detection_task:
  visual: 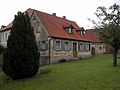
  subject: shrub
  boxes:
[59,59,66,63]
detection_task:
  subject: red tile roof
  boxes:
[85,30,101,43]
[35,10,90,41]
[0,8,91,42]
[0,8,34,32]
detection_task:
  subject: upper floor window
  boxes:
[63,24,74,34]
[76,27,85,35]
[36,25,41,33]
[66,27,72,34]
[32,16,36,21]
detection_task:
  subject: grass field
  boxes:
[0,54,120,90]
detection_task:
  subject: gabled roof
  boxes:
[85,30,101,43]
[35,10,90,41]
[0,8,91,42]
[0,8,34,32]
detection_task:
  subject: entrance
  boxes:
[73,42,77,58]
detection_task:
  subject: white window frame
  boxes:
[54,40,61,50]
[63,41,71,51]
[2,33,4,42]
[78,42,84,52]
[66,27,72,34]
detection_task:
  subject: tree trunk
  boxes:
[113,49,118,66]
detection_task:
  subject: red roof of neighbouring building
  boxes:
[0,8,34,32]
[0,8,91,42]
[85,30,101,43]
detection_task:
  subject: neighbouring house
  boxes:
[85,30,106,55]
[0,8,92,65]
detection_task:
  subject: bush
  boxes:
[59,59,66,63]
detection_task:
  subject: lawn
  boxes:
[0,54,120,90]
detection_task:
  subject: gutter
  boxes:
[48,37,52,64]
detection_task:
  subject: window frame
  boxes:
[66,27,73,34]
[78,42,84,52]
[63,41,71,51]
[54,40,62,51]
[40,41,48,51]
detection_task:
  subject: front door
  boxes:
[73,42,77,58]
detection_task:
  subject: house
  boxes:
[0,8,92,65]
[85,30,106,55]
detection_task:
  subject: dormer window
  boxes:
[66,27,72,34]
[63,24,74,34]
[76,27,85,35]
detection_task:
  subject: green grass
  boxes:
[0,54,120,90]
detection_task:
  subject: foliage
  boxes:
[91,3,120,66]
[2,12,40,79]
[0,45,5,55]
[1,54,120,90]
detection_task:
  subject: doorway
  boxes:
[73,42,77,58]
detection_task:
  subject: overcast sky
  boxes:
[0,0,120,29]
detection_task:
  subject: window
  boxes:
[78,42,90,52]
[78,42,84,52]
[2,34,4,42]
[41,41,48,51]
[85,43,90,51]
[32,16,36,20]
[5,33,7,39]
[36,25,42,33]
[99,46,102,50]
[63,41,71,51]
[66,27,72,34]
[54,40,61,50]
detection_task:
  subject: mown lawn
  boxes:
[0,54,120,90]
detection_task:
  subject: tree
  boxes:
[2,12,40,79]
[0,44,5,55]
[91,3,120,66]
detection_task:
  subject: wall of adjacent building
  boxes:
[91,43,106,55]
[0,30,10,47]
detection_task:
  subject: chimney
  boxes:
[52,13,56,16]
[63,16,66,19]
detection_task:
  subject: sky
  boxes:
[0,0,120,29]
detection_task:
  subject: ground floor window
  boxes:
[78,42,90,52]
[78,42,84,51]
[41,41,48,51]
[37,40,48,51]
[63,41,71,51]
[54,40,62,50]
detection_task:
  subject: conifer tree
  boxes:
[2,12,40,79]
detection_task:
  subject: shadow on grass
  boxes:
[0,66,53,85]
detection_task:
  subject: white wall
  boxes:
[0,30,10,47]
[91,43,106,54]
